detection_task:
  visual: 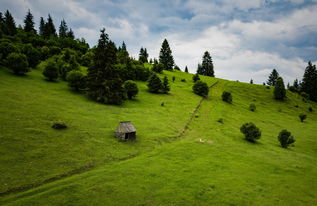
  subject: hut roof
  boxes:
[117,121,136,133]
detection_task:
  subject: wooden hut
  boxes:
[115,121,136,141]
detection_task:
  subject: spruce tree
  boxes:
[67,28,74,39]
[24,9,35,33]
[139,47,148,63]
[293,79,299,89]
[59,19,68,38]
[185,66,188,73]
[267,69,279,86]
[162,76,170,94]
[0,12,5,36]
[147,73,162,93]
[87,28,125,104]
[301,61,317,101]
[199,51,214,77]
[250,79,253,84]
[274,77,286,100]
[44,14,56,38]
[121,41,127,51]
[159,39,174,70]
[39,17,45,36]
[4,10,17,36]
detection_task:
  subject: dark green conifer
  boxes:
[159,39,174,70]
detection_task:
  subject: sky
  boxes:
[2,0,317,84]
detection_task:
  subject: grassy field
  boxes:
[0,65,317,205]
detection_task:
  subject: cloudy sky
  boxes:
[2,0,317,84]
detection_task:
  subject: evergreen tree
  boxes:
[267,69,279,86]
[121,41,127,51]
[301,61,317,101]
[43,14,56,38]
[159,39,174,70]
[39,17,45,36]
[59,19,68,38]
[250,79,253,84]
[4,10,17,36]
[274,77,286,100]
[147,73,162,93]
[23,9,35,33]
[185,66,188,73]
[87,28,125,104]
[293,79,299,89]
[193,73,200,82]
[162,76,170,94]
[0,12,5,36]
[67,28,74,39]
[139,47,148,63]
[198,51,214,77]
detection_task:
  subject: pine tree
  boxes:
[185,66,188,73]
[87,28,125,104]
[159,39,174,70]
[267,69,279,86]
[147,73,162,93]
[0,12,5,36]
[23,9,35,33]
[293,79,299,89]
[43,14,56,38]
[39,17,45,36]
[301,61,317,101]
[250,79,253,84]
[121,41,127,51]
[139,47,148,63]
[274,77,286,100]
[198,51,214,77]
[59,19,68,38]
[4,10,17,36]
[162,76,170,94]
[67,28,74,39]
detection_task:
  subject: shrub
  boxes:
[22,44,40,68]
[274,77,286,100]
[300,92,309,100]
[266,86,270,89]
[308,107,313,112]
[249,103,256,112]
[240,122,261,142]
[152,62,164,73]
[147,73,162,93]
[52,120,67,129]
[6,53,29,75]
[123,80,139,99]
[294,105,299,108]
[162,76,170,94]
[66,70,87,92]
[161,102,165,106]
[181,79,186,82]
[193,80,209,97]
[192,73,200,82]
[222,91,232,103]
[217,118,224,124]
[172,76,175,82]
[288,86,298,93]
[43,60,59,81]
[278,130,295,148]
[299,114,307,122]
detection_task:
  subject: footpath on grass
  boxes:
[0,81,219,198]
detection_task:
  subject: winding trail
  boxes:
[0,80,219,198]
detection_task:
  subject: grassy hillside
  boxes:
[1,66,317,205]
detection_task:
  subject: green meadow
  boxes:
[1,65,317,205]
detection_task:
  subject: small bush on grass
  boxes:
[162,76,170,94]
[217,118,223,124]
[278,130,295,148]
[52,120,67,129]
[123,80,139,99]
[181,79,186,82]
[249,103,256,112]
[147,73,162,93]
[66,70,87,92]
[240,122,261,142]
[222,91,232,103]
[6,53,29,75]
[192,73,200,82]
[43,60,59,81]
[193,80,209,97]
[308,107,313,112]
[299,114,307,122]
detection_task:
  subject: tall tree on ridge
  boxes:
[185,66,188,73]
[197,51,214,77]
[44,14,56,38]
[59,19,68,38]
[139,47,149,63]
[39,17,45,36]
[24,9,35,33]
[159,39,174,71]
[67,28,74,39]
[4,10,17,36]
[267,69,279,86]
[301,61,317,101]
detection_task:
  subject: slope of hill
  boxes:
[0,66,317,205]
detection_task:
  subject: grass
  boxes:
[0,66,317,205]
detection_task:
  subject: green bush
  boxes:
[249,103,256,112]
[240,122,261,142]
[43,60,59,81]
[193,80,209,97]
[181,79,186,82]
[152,62,164,73]
[66,70,87,92]
[147,73,162,93]
[300,92,309,100]
[278,130,295,148]
[123,80,139,99]
[22,44,40,68]
[299,114,307,122]
[6,52,29,75]
[162,76,170,94]
[192,73,200,82]
[222,91,232,103]
[172,76,175,82]
[52,120,67,129]
[308,107,313,112]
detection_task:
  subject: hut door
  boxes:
[125,133,129,140]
